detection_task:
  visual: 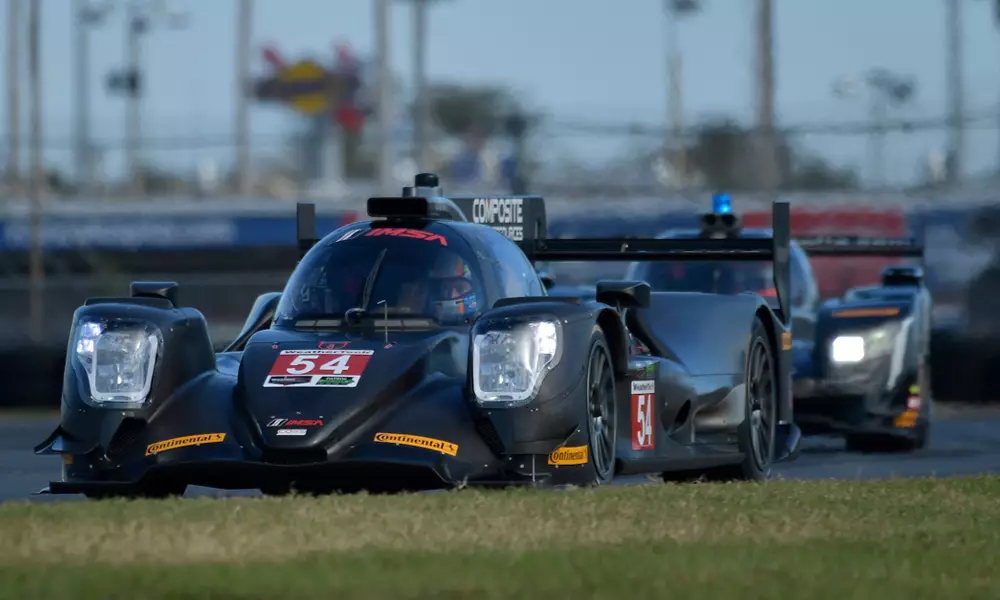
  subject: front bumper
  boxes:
[793,359,923,438]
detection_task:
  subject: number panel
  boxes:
[263,349,374,388]
[630,380,655,451]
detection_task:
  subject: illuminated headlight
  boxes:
[73,319,161,408]
[830,322,900,364]
[472,319,561,407]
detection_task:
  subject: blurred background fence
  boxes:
[4,0,1000,406]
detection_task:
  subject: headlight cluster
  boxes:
[74,318,162,408]
[830,321,901,364]
[472,319,561,407]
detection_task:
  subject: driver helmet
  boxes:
[428,253,478,321]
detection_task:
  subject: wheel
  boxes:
[700,317,777,482]
[732,317,777,481]
[585,326,617,485]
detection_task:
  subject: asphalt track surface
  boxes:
[3,412,1000,502]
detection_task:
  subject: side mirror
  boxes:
[130,281,179,307]
[595,280,651,309]
[537,269,555,290]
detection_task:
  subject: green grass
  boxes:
[1,476,999,599]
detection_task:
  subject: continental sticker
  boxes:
[548,445,589,466]
[146,433,226,456]
[894,409,919,429]
[373,432,458,456]
[782,331,792,351]
[832,307,900,318]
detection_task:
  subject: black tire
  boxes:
[661,317,776,483]
[710,317,777,482]
[585,326,617,485]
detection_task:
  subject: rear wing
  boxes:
[520,201,793,326]
[794,236,924,258]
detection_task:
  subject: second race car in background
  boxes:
[625,194,932,453]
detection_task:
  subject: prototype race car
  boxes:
[34,174,801,498]
[625,194,931,452]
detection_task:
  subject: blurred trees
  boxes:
[425,82,538,191]
[678,118,858,190]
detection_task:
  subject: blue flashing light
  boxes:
[712,193,732,214]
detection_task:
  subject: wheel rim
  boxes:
[588,345,616,479]
[747,337,775,471]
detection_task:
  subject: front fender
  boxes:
[627,292,767,376]
[52,298,217,451]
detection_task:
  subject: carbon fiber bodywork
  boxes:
[34,179,802,496]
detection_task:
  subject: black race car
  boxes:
[625,204,931,452]
[34,174,801,498]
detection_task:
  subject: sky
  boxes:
[5,0,1000,187]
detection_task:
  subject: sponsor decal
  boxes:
[908,384,920,396]
[906,395,921,410]
[264,349,374,388]
[782,331,792,350]
[276,429,308,436]
[267,419,323,427]
[471,197,524,241]
[373,432,459,456]
[264,375,312,386]
[335,229,366,242]
[318,341,351,350]
[832,307,900,318]
[146,433,226,456]
[363,228,447,246]
[894,409,919,428]
[631,380,655,451]
[548,445,588,465]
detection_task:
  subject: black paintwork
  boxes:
[34,178,802,496]
[627,225,932,447]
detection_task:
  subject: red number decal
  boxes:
[264,350,374,388]
[631,380,655,451]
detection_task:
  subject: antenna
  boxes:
[377,299,389,346]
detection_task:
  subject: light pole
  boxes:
[109,0,189,198]
[28,0,43,344]
[6,0,21,197]
[74,0,114,196]
[833,69,915,187]
[663,0,700,188]
[234,0,253,195]
[374,0,393,195]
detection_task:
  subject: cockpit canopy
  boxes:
[274,223,485,328]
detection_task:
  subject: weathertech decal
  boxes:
[146,433,226,456]
[373,432,458,456]
[548,445,588,465]
[264,349,374,388]
[631,380,655,451]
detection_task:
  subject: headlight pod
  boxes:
[830,321,901,364]
[73,318,162,408]
[472,318,562,407]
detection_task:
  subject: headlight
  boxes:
[472,319,561,407]
[830,321,900,364]
[73,318,162,408]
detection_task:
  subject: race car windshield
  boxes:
[632,261,775,296]
[274,228,484,327]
